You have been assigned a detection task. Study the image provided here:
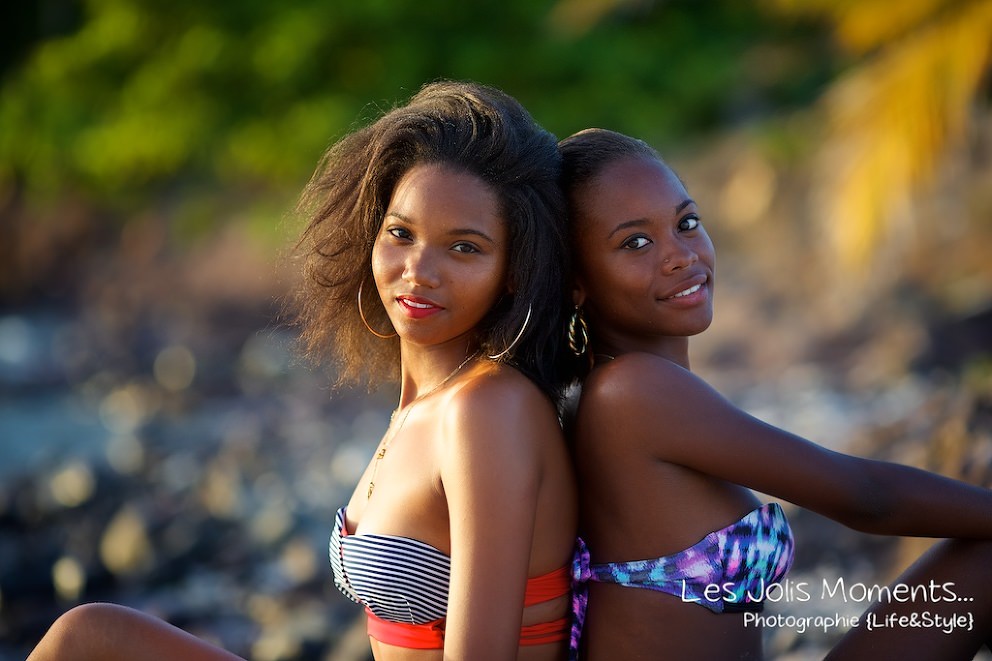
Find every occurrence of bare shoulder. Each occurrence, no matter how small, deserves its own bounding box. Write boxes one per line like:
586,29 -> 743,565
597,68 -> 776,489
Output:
577,353 -> 735,457
439,363 -> 559,459
581,352 -> 713,414
447,362 -> 557,424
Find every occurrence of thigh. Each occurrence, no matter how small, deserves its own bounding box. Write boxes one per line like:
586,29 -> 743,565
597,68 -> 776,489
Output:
826,539 -> 992,661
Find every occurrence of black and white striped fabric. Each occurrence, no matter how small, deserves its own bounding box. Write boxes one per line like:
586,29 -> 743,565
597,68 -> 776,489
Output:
329,507 -> 452,624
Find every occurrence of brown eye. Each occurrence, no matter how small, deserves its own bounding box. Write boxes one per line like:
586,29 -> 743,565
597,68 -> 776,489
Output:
451,242 -> 480,254
387,227 -> 412,240
678,215 -> 700,232
622,236 -> 652,250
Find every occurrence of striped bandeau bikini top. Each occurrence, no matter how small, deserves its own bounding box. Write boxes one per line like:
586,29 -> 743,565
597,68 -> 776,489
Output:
329,506 -> 572,631
329,507 -> 451,623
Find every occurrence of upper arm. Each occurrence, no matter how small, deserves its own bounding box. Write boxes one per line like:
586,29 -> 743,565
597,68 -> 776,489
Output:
438,375 -> 550,659
581,356 -> 880,526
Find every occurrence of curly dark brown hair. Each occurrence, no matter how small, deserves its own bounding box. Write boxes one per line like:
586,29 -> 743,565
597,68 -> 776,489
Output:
293,80 -> 569,397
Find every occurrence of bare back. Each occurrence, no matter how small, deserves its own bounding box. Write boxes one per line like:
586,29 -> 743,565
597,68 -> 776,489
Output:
572,358 -> 765,659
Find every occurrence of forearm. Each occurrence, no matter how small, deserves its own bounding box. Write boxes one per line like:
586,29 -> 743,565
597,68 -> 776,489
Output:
854,459 -> 992,538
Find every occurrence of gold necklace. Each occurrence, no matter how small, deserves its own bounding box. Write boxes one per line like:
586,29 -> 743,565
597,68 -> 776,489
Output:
366,352 -> 478,499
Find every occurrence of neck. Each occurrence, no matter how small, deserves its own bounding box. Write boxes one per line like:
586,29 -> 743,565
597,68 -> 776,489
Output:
397,338 -> 478,406
594,334 -> 692,371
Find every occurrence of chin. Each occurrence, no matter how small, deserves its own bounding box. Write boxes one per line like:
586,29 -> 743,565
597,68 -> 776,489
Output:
684,314 -> 714,337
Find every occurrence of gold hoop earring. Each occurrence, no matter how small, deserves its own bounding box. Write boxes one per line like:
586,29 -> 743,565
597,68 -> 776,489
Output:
568,305 -> 589,357
488,304 -> 532,361
358,282 -> 396,339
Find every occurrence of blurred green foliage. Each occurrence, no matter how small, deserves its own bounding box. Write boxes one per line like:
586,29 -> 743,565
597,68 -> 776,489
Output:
0,0 -> 837,217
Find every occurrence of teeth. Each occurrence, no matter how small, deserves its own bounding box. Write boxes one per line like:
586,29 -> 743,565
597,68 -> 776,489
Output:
404,299 -> 433,309
671,284 -> 701,298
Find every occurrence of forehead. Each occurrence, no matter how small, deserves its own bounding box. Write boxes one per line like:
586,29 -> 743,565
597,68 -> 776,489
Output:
389,163 -> 502,223
577,156 -> 688,231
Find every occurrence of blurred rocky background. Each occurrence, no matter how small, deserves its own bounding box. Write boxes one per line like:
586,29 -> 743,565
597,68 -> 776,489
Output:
1,0 -> 991,659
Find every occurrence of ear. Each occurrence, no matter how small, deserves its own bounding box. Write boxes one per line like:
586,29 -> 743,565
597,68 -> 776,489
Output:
572,279 -> 586,308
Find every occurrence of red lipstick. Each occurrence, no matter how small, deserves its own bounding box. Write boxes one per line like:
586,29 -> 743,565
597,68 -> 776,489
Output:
397,295 -> 444,319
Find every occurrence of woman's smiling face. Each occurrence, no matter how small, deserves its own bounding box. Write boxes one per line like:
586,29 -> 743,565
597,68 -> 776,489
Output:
372,162 -> 509,350
572,155 -> 716,353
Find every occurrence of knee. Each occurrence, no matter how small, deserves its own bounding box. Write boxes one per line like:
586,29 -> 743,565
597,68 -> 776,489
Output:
29,603 -> 131,660
921,539 -> 992,592
939,537 -> 992,560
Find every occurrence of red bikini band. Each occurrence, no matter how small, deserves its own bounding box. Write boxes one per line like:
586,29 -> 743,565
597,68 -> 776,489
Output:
365,565 -> 572,649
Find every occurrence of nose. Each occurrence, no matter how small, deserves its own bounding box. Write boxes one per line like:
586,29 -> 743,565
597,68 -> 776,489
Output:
402,245 -> 441,288
661,239 -> 698,273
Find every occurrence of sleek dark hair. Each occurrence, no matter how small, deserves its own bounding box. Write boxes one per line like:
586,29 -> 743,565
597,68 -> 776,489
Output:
557,128 -> 666,380
558,127 -> 661,222
294,80 -> 569,398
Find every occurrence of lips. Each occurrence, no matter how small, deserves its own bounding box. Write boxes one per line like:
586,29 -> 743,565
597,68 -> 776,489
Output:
400,298 -> 437,309
667,283 -> 702,299
397,295 -> 444,319
661,275 -> 708,301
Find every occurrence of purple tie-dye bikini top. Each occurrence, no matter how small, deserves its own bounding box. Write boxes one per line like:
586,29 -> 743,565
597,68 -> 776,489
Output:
569,503 -> 794,658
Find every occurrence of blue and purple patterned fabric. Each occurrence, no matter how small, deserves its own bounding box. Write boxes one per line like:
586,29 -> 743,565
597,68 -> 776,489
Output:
569,502 -> 794,658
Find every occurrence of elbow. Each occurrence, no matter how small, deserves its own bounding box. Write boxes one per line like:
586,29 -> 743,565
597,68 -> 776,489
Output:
830,465 -> 900,534
29,603 -> 116,661
836,496 -> 894,535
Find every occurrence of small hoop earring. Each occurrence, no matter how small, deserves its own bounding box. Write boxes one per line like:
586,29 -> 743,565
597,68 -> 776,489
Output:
568,305 -> 589,357
488,304 -> 532,361
358,282 -> 396,339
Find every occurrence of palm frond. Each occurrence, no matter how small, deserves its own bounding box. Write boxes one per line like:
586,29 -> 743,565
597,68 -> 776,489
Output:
811,0 -> 992,276
769,0 -> 954,52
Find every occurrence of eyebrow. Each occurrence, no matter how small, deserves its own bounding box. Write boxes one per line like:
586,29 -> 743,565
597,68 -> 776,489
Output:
385,211 -> 498,245
605,198 -> 696,239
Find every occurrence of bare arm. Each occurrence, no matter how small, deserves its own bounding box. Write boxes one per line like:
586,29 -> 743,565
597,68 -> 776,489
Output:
588,354 -> 992,538
439,372 -> 549,660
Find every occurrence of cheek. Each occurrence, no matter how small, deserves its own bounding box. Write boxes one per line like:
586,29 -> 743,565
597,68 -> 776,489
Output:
583,254 -> 634,298
698,231 -> 716,267
474,264 -> 509,307
370,240 -> 394,286
458,260 -> 509,319
574,244 -> 607,287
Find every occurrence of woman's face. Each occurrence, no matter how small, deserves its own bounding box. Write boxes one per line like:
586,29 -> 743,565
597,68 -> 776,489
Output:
372,163 -> 509,350
572,155 -> 716,351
